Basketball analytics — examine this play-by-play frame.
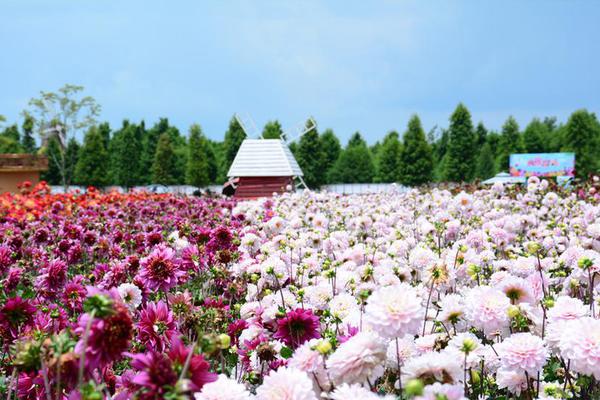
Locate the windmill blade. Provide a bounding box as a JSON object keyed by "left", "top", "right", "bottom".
{"left": 234, "top": 112, "right": 260, "bottom": 139}
{"left": 283, "top": 116, "right": 317, "bottom": 143}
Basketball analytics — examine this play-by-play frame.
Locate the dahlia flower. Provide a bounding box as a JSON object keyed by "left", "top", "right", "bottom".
{"left": 0, "top": 296, "right": 36, "bottom": 342}
{"left": 117, "top": 282, "right": 143, "bottom": 312}
{"left": 137, "top": 300, "right": 177, "bottom": 352}
{"left": 465, "top": 286, "right": 510, "bottom": 336}
{"left": 329, "top": 383, "right": 395, "bottom": 400}
{"left": 558, "top": 317, "right": 600, "bottom": 378}
{"left": 194, "top": 374, "right": 251, "bottom": 400}
{"left": 274, "top": 308, "right": 321, "bottom": 348}
{"left": 364, "top": 283, "right": 423, "bottom": 339}
{"left": 497, "top": 332, "right": 548, "bottom": 375}
{"left": 138, "top": 244, "right": 185, "bottom": 292}
{"left": 402, "top": 350, "right": 463, "bottom": 385}
{"left": 168, "top": 337, "right": 217, "bottom": 391}
{"left": 255, "top": 367, "right": 317, "bottom": 400}
{"left": 129, "top": 351, "right": 178, "bottom": 398}
{"left": 326, "top": 331, "right": 387, "bottom": 385}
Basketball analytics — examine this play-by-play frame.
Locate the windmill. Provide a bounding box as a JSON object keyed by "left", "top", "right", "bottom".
{"left": 224, "top": 113, "right": 317, "bottom": 197}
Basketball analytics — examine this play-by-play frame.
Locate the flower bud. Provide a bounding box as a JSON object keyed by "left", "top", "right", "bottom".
{"left": 404, "top": 378, "right": 424, "bottom": 396}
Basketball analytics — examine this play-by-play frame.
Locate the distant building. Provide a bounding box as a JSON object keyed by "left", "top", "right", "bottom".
{"left": 0, "top": 154, "right": 48, "bottom": 193}
{"left": 226, "top": 139, "right": 304, "bottom": 199}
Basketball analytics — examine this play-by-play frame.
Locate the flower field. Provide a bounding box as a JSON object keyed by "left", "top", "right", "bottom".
{"left": 1, "top": 179, "right": 600, "bottom": 399}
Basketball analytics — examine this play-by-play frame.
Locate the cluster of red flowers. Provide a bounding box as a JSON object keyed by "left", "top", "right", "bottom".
{"left": 0, "top": 183, "right": 244, "bottom": 399}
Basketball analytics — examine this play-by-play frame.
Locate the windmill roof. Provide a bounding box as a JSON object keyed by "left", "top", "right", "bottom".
{"left": 227, "top": 139, "right": 304, "bottom": 177}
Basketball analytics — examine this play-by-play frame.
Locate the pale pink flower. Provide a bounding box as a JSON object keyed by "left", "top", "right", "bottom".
{"left": 194, "top": 374, "right": 251, "bottom": 400}
{"left": 496, "top": 368, "right": 528, "bottom": 395}
{"left": 465, "top": 286, "right": 510, "bottom": 336}
{"left": 497, "top": 333, "right": 547, "bottom": 375}
{"left": 558, "top": 317, "right": 600, "bottom": 379}
{"left": 255, "top": 367, "right": 317, "bottom": 400}
{"left": 326, "top": 331, "right": 387, "bottom": 385}
{"left": 402, "top": 350, "right": 463, "bottom": 385}
{"left": 364, "top": 284, "right": 423, "bottom": 339}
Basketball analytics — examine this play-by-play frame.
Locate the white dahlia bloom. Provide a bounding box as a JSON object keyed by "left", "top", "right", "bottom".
{"left": 329, "top": 292, "right": 359, "bottom": 320}
{"left": 328, "top": 383, "right": 395, "bottom": 400}
{"left": 364, "top": 283, "right": 423, "bottom": 338}
{"left": 288, "top": 339, "right": 330, "bottom": 393}
{"left": 194, "top": 374, "right": 251, "bottom": 400}
{"left": 402, "top": 350, "right": 463, "bottom": 385}
{"left": 465, "top": 286, "right": 510, "bottom": 336}
{"left": 497, "top": 332, "right": 548, "bottom": 375}
{"left": 385, "top": 336, "right": 416, "bottom": 370}
{"left": 326, "top": 331, "right": 387, "bottom": 385}
{"left": 255, "top": 367, "right": 317, "bottom": 400}
{"left": 558, "top": 317, "right": 600, "bottom": 379}
{"left": 496, "top": 368, "right": 528, "bottom": 396}
{"left": 547, "top": 296, "right": 588, "bottom": 323}
{"left": 117, "top": 283, "right": 142, "bottom": 312}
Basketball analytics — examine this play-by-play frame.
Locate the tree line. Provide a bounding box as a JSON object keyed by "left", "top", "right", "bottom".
{"left": 1, "top": 88, "right": 600, "bottom": 188}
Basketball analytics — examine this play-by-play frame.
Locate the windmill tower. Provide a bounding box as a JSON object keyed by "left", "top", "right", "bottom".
{"left": 223, "top": 114, "right": 316, "bottom": 198}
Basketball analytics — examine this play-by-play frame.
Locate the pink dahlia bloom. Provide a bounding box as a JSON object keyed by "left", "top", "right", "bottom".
{"left": 497, "top": 332, "right": 548, "bottom": 375}
{"left": 465, "top": 286, "right": 510, "bottom": 337}
{"left": 274, "top": 308, "right": 321, "bottom": 349}
{"left": 168, "top": 337, "right": 217, "bottom": 391}
{"left": 326, "top": 331, "right": 387, "bottom": 385}
{"left": 129, "top": 351, "right": 178, "bottom": 398}
{"left": 255, "top": 367, "right": 317, "bottom": 400}
{"left": 547, "top": 296, "right": 588, "bottom": 323}
{"left": 364, "top": 283, "right": 423, "bottom": 339}
{"left": 558, "top": 317, "right": 600, "bottom": 378}
{"left": 0, "top": 296, "right": 36, "bottom": 342}
{"left": 137, "top": 300, "right": 177, "bottom": 352}
{"left": 34, "top": 258, "right": 68, "bottom": 297}
{"left": 329, "top": 383, "right": 395, "bottom": 400}
{"left": 402, "top": 350, "right": 463, "bottom": 385}
{"left": 194, "top": 374, "right": 251, "bottom": 400}
{"left": 138, "top": 244, "right": 185, "bottom": 292}
{"left": 75, "top": 301, "right": 134, "bottom": 371}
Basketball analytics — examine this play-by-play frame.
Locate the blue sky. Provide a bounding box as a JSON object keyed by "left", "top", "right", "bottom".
{"left": 1, "top": 1, "right": 599, "bottom": 143}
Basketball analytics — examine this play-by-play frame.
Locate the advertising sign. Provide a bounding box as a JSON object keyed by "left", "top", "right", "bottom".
{"left": 509, "top": 153, "right": 575, "bottom": 177}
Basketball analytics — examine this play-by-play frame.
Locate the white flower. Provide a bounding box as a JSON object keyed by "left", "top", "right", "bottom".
{"left": 496, "top": 368, "right": 528, "bottom": 395}
{"left": 117, "top": 283, "right": 142, "bottom": 311}
{"left": 255, "top": 367, "right": 317, "bottom": 400}
{"left": 194, "top": 374, "right": 251, "bottom": 400}
{"left": 329, "top": 292, "right": 359, "bottom": 320}
{"left": 465, "top": 286, "right": 510, "bottom": 336}
{"left": 364, "top": 284, "right": 423, "bottom": 339}
{"left": 326, "top": 331, "right": 387, "bottom": 385}
{"left": 403, "top": 350, "right": 463, "bottom": 385}
{"left": 328, "top": 383, "right": 395, "bottom": 400}
{"left": 385, "top": 336, "right": 415, "bottom": 370}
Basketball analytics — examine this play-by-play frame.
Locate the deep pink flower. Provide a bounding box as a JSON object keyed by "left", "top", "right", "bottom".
{"left": 137, "top": 301, "right": 177, "bottom": 352}
{"left": 34, "top": 258, "right": 68, "bottom": 297}
{"left": 75, "top": 300, "right": 134, "bottom": 371}
{"left": 62, "top": 279, "right": 87, "bottom": 313}
{"left": 129, "top": 351, "right": 178, "bottom": 398}
{"left": 274, "top": 308, "right": 321, "bottom": 349}
{"left": 0, "top": 296, "right": 36, "bottom": 342}
{"left": 138, "top": 245, "right": 184, "bottom": 292}
{"left": 0, "top": 244, "right": 14, "bottom": 275}
{"left": 167, "top": 337, "right": 217, "bottom": 391}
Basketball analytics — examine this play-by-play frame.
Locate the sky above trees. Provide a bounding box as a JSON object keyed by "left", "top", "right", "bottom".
{"left": 1, "top": 1, "right": 599, "bottom": 143}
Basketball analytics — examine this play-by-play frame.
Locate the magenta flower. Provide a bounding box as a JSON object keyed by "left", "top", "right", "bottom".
{"left": 0, "top": 296, "right": 36, "bottom": 342}
{"left": 168, "top": 337, "right": 217, "bottom": 391}
{"left": 137, "top": 301, "right": 177, "bottom": 352}
{"left": 34, "top": 258, "right": 68, "bottom": 298}
{"left": 75, "top": 301, "right": 134, "bottom": 371}
{"left": 138, "top": 245, "right": 185, "bottom": 292}
{"left": 0, "top": 244, "right": 14, "bottom": 275}
{"left": 129, "top": 351, "right": 178, "bottom": 398}
{"left": 274, "top": 308, "right": 321, "bottom": 348}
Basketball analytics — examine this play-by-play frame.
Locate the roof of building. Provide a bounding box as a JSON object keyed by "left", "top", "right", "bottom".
{"left": 227, "top": 139, "right": 303, "bottom": 177}
{"left": 0, "top": 154, "right": 48, "bottom": 172}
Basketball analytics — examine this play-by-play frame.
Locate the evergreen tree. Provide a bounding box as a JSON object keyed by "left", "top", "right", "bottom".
{"left": 475, "top": 142, "right": 496, "bottom": 180}
{"left": 399, "top": 115, "right": 433, "bottom": 186}
{"left": 207, "top": 140, "right": 220, "bottom": 183}
{"left": 319, "top": 129, "right": 341, "bottom": 183}
{"left": 0, "top": 136, "right": 22, "bottom": 153}
{"left": 2, "top": 124, "right": 21, "bottom": 144}
{"left": 497, "top": 116, "right": 523, "bottom": 171}
{"left": 186, "top": 124, "right": 210, "bottom": 187}
{"left": 295, "top": 122, "right": 325, "bottom": 187}
{"left": 41, "top": 137, "right": 62, "bottom": 184}
{"left": 65, "top": 138, "right": 80, "bottom": 187}
{"left": 74, "top": 126, "right": 109, "bottom": 188}
{"left": 141, "top": 118, "right": 170, "bottom": 184}
{"left": 152, "top": 132, "right": 177, "bottom": 185}
{"left": 562, "top": 109, "right": 600, "bottom": 179}
{"left": 220, "top": 116, "right": 246, "bottom": 182}
{"left": 475, "top": 122, "right": 488, "bottom": 147}
{"left": 262, "top": 120, "right": 284, "bottom": 139}
{"left": 110, "top": 121, "right": 142, "bottom": 189}
{"left": 328, "top": 132, "right": 375, "bottom": 183}
{"left": 444, "top": 104, "right": 476, "bottom": 182}
{"left": 97, "top": 122, "right": 111, "bottom": 149}
{"left": 21, "top": 114, "right": 36, "bottom": 153}
{"left": 522, "top": 118, "right": 547, "bottom": 153}
{"left": 375, "top": 131, "right": 402, "bottom": 183}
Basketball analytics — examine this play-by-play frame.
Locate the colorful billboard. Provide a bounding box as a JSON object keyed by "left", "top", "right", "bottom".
{"left": 509, "top": 153, "right": 575, "bottom": 177}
